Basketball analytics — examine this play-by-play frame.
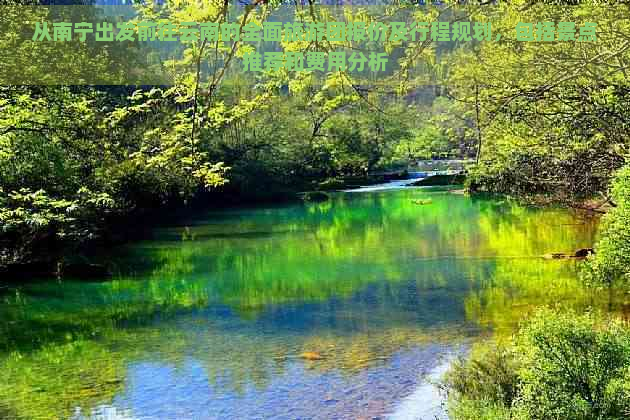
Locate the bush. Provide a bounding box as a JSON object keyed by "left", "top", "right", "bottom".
{"left": 445, "top": 309, "right": 630, "bottom": 420}
{"left": 515, "top": 310, "right": 630, "bottom": 420}
{"left": 464, "top": 134, "right": 623, "bottom": 200}
{"left": 583, "top": 164, "right": 630, "bottom": 284}
{"left": 447, "top": 397, "right": 512, "bottom": 420}
{"left": 444, "top": 344, "right": 519, "bottom": 407}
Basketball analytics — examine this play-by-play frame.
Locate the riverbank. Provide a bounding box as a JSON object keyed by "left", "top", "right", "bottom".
{"left": 2, "top": 166, "right": 613, "bottom": 283}
{"left": 0, "top": 171, "right": 411, "bottom": 280}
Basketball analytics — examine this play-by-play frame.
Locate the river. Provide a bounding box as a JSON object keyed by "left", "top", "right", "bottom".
{"left": 0, "top": 185, "right": 613, "bottom": 419}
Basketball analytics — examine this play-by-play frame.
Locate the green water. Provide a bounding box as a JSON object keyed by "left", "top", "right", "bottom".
{"left": 0, "top": 187, "right": 618, "bottom": 419}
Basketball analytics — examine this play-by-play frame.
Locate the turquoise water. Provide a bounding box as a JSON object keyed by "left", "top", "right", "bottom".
{"left": 0, "top": 187, "right": 607, "bottom": 419}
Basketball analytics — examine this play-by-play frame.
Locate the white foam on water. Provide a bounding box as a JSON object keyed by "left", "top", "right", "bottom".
{"left": 343, "top": 178, "right": 422, "bottom": 192}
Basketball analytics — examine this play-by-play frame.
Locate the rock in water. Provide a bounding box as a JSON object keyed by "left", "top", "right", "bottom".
{"left": 299, "top": 351, "right": 323, "bottom": 361}
{"left": 573, "top": 248, "right": 594, "bottom": 258}
{"left": 542, "top": 249, "right": 594, "bottom": 260}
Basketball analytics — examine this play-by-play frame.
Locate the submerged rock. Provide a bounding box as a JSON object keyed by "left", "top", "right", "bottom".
{"left": 300, "top": 351, "right": 324, "bottom": 361}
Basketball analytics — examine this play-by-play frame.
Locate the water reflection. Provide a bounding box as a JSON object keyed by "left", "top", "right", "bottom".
{"left": 1, "top": 188, "right": 621, "bottom": 419}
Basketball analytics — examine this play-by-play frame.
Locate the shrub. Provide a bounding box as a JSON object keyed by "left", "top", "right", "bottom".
{"left": 583, "top": 164, "right": 630, "bottom": 284}
{"left": 444, "top": 343, "right": 520, "bottom": 409}
{"left": 515, "top": 310, "right": 630, "bottom": 420}
{"left": 445, "top": 309, "right": 630, "bottom": 420}
{"left": 447, "top": 397, "right": 512, "bottom": 420}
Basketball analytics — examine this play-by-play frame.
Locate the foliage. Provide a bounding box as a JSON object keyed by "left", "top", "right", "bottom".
{"left": 583, "top": 164, "right": 630, "bottom": 284}
{"left": 444, "top": 1, "right": 630, "bottom": 200}
{"left": 0, "top": 188, "right": 115, "bottom": 263}
{"left": 446, "top": 309, "right": 630, "bottom": 420}
{"left": 0, "top": 84, "right": 230, "bottom": 264}
{"left": 514, "top": 310, "right": 630, "bottom": 420}
{"left": 447, "top": 397, "right": 512, "bottom": 420}
{"left": 444, "top": 343, "right": 519, "bottom": 413}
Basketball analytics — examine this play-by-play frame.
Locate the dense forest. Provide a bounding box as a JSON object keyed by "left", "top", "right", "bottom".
{"left": 2, "top": 0, "right": 630, "bottom": 419}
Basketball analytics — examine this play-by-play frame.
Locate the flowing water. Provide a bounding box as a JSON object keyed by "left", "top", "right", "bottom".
{"left": 0, "top": 186, "right": 617, "bottom": 419}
